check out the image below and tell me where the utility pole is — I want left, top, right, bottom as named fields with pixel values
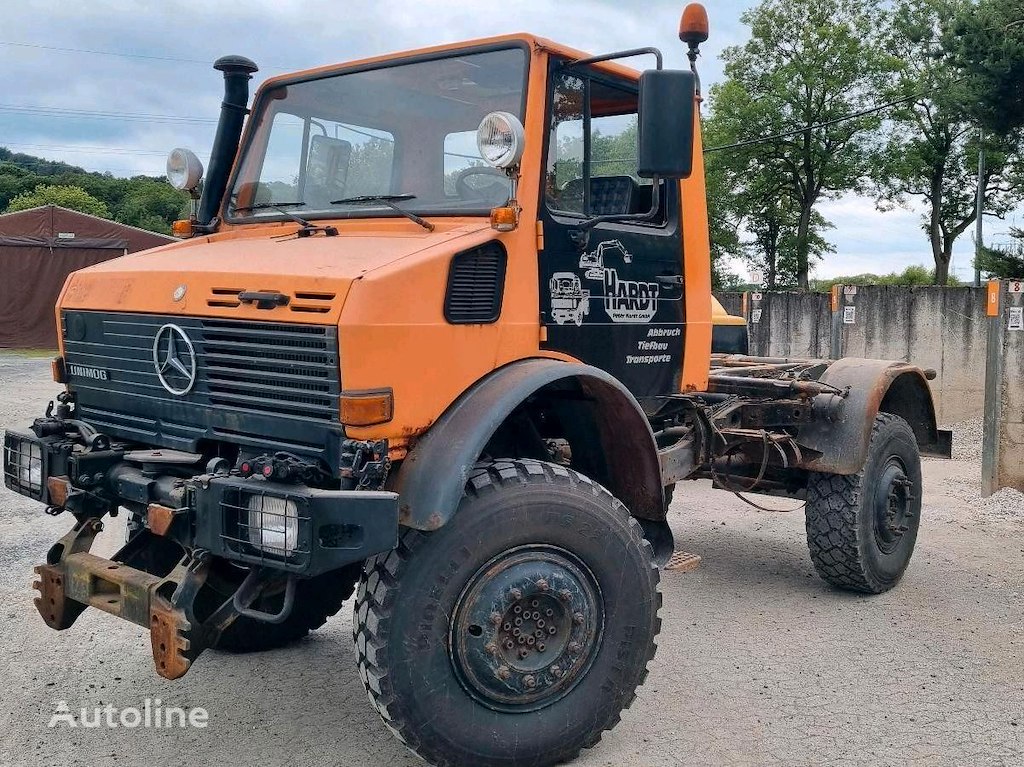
left=974, top=129, right=985, bottom=287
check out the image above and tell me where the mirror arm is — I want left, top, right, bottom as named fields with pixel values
left=565, top=47, right=663, bottom=72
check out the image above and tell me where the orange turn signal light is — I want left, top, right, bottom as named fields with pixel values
left=679, top=3, right=710, bottom=45
left=51, top=356, right=67, bottom=384
left=47, top=476, right=72, bottom=507
left=490, top=206, right=518, bottom=232
left=340, top=389, right=394, bottom=427
left=171, top=219, right=194, bottom=238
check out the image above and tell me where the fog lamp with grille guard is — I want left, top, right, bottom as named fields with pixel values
left=246, top=494, right=300, bottom=556
left=3, top=431, right=46, bottom=501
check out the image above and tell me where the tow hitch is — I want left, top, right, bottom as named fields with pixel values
left=34, top=516, right=289, bottom=679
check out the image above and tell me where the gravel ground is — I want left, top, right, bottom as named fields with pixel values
left=1, top=355, right=1022, bottom=767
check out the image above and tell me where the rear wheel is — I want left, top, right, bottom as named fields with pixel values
left=353, top=459, right=661, bottom=767
left=805, top=413, right=922, bottom=593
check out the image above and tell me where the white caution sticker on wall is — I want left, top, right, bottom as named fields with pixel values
left=751, top=308, right=762, bottom=324
left=843, top=306, right=856, bottom=324
left=1009, top=307, right=1023, bottom=331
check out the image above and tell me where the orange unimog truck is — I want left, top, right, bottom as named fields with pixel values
left=5, top=5, right=949, bottom=765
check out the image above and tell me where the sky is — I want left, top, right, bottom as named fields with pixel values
left=0, top=0, right=1018, bottom=281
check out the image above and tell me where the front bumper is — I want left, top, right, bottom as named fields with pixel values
left=5, top=425, right=399, bottom=678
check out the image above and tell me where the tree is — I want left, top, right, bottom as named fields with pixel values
left=5, top=184, right=110, bottom=218
left=705, top=82, right=835, bottom=290
left=976, top=228, right=1024, bottom=278
left=810, top=264, right=959, bottom=289
left=713, top=0, right=892, bottom=289
left=943, top=0, right=1024, bottom=137
left=876, top=0, right=1024, bottom=285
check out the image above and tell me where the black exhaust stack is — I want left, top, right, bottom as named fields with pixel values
left=198, top=55, right=259, bottom=227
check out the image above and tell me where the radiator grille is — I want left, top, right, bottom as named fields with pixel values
left=62, top=311, right=340, bottom=455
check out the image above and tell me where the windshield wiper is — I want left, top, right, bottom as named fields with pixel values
left=234, top=202, right=338, bottom=237
left=330, top=194, right=434, bottom=232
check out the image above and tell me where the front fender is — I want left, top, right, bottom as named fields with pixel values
left=394, top=359, right=663, bottom=530
left=797, top=357, right=951, bottom=475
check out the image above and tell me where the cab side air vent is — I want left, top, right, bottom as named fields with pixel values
left=444, top=242, right=507, bottom=324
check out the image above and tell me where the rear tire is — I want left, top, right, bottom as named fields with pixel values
left=805, top=413, right=922, bottom=593
left=353, top=459, right=661, bottom=767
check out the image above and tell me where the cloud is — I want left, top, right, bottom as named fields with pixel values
left=0, top=0, right=1013, bottom=277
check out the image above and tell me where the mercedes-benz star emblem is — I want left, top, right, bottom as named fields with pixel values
left=152, top=324, right=197, bottom=395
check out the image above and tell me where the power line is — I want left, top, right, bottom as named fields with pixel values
left=0, top=40, right=214, bottom=65
left=0, top=40, right=293, bottom=72
left=704, top=90, right=924, bottom=154
left=1, top=141, right=168, bottom=156
left=0, top=103, right=217, bottom=124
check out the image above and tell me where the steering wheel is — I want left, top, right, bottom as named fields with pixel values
left=454, top=166, right=510, bottom=206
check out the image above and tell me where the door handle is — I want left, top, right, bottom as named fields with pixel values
left=655, top=275, right=683, bottom=286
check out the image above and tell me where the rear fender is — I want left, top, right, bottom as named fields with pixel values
left=394, top=359, right=664, bottom=530
left=797, top=357, right=951, bottom=475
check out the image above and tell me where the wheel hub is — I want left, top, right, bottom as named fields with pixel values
left=450, top=546, right=603, bottom=712
left=873, top=458, right=915, bottom=553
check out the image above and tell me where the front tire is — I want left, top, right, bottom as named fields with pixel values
left=353, top=459, right=661, bottom=767
left=805, top=413, right=922, bottom=593
left=212, top=564, right=361, bottom=653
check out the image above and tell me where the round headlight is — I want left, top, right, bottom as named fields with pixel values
left=247, top=495, right=299, bottom=556
left=166, top=148, right=204, bottom=191
left=476, top=111, right=526, bottom=169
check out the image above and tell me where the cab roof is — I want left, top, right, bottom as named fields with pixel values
left=259, top=33, right=644, bottom=91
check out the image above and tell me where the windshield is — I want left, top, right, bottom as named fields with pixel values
left=227, top=46, right=528, bottom=222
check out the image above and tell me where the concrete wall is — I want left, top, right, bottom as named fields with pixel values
left=982, top=280, right=1024, bottom=495
left=716, top=286, right=989, bottom=424
left=837, top=286, right=988, bottom=424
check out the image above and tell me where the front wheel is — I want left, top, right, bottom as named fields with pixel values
left=805, top=413, right=922, bottom=593
left=353, top=459, right=661, bottom=767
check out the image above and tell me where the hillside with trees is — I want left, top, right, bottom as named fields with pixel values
left=0, top=148, right=189, bottom=235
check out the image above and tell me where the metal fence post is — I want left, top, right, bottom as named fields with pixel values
left=829, top=284, right=844, bottom=360
left=981, top=279, right=1004, bottom=496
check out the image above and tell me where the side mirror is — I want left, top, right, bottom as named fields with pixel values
left=637, top=69, right=696, bottom=179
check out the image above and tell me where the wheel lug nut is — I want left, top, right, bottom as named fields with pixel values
left=524, top=675, right=536, bottom=688
left=510, top=588, right=522, bottom=600
left=485, top=642, right=498, bottom=655
left=537, top=643, right=546, bottom=652
left=490, top=612, right=502, bottom=625
left=551, top=665, right=563, bottom=678
left=558, top=589, right=572, bottom=602
left=536, top=578, right=549, bottom=592
left=573, top=612, right=584, bottom=625
left=569, top=641, right=582, bottom=653
left=497, top=666, right=511, bottom=680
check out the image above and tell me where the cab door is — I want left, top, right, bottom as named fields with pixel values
left=538, top=65, right=685, bottom=401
